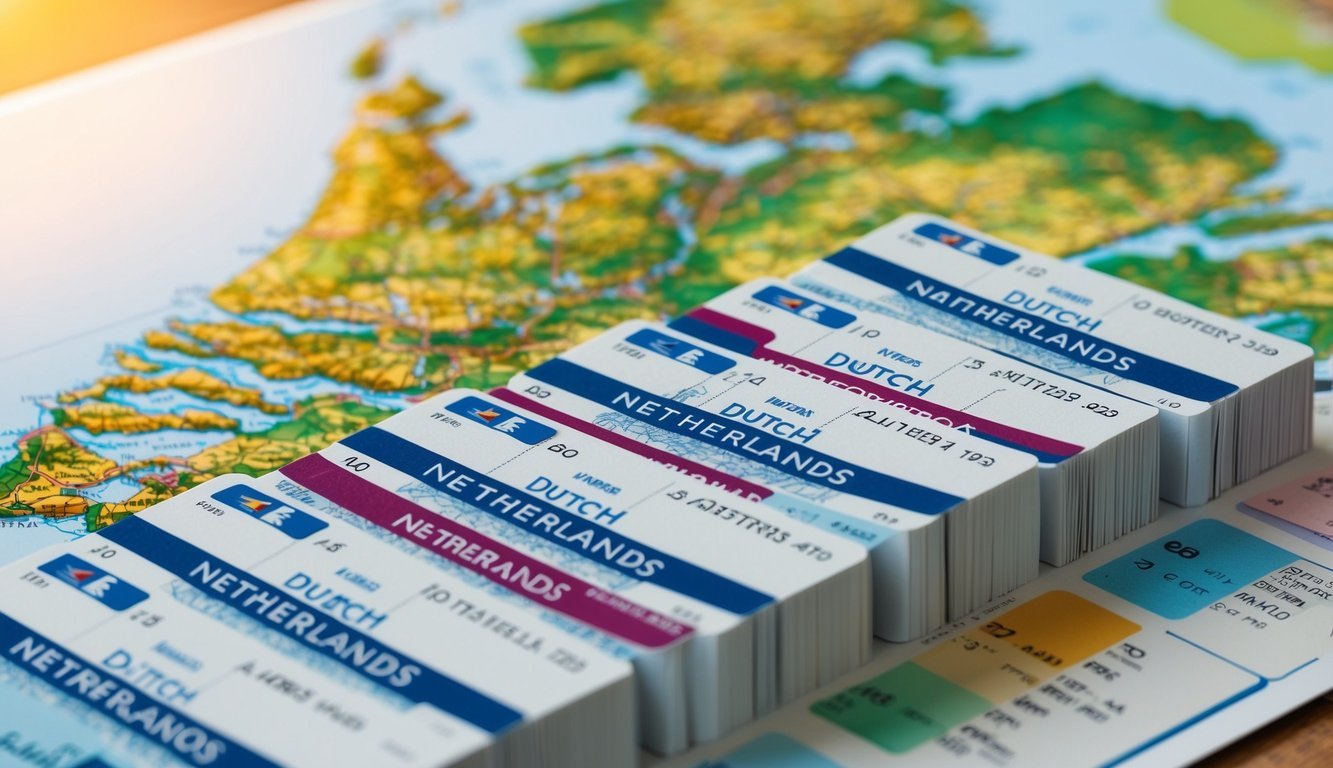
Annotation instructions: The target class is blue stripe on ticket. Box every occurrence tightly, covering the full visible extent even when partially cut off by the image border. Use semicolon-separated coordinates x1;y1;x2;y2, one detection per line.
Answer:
98;517;522;734
0;614;276;767
524;358;963;515
668;314;759;356
824;247;1239;402
340;427;775;617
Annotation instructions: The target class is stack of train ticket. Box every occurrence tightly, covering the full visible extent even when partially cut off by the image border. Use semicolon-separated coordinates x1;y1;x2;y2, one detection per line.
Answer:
793;213;1313;507
7;210;1310;768
284;389;871;753
0;475;638;768
507;321;1041;641
670;277;1161;566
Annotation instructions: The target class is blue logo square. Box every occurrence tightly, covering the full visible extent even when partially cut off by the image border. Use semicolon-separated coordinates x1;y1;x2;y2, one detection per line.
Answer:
915;222;1019;266
212;484;329;539
625;328;735;374
752;285;855;328
445;395;557;445
38;553;149;611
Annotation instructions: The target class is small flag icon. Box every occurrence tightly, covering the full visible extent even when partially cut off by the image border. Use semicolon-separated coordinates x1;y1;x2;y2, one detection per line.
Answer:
914;222;1019;265
213;485;329;540
625;328;736;374
447;396;558;445
751;286;855;329
39;554;148;611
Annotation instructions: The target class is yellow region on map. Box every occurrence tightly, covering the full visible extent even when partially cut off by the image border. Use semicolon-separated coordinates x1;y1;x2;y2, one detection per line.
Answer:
1;0;1325;532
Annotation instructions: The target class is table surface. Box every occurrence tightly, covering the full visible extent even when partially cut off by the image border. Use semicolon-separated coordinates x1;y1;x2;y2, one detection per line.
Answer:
1198;695;1332;767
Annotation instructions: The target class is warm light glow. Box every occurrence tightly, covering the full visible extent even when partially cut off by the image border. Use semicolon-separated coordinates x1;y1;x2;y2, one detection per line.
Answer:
0;0;298;96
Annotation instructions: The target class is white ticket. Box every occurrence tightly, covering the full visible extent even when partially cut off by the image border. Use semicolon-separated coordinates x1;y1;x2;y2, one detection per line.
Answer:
793;212;1312;506
670;277;1160;565
291;388;871;746
507;320;1041;640
0;505;497;768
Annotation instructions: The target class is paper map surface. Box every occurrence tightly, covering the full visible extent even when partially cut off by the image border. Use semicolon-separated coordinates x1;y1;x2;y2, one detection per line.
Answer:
3;0;1333;573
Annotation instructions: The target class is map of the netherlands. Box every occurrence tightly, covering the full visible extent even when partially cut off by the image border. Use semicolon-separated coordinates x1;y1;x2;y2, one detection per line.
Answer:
2;0;1332;563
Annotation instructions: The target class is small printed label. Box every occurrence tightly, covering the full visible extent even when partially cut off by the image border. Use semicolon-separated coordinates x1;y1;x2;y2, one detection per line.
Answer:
1083;520;1297;620
1176;558;1333;678
1242;466;1333;538
813;591;1138;753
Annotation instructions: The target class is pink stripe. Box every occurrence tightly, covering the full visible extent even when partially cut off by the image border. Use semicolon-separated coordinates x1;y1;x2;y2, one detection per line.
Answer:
688;308;1084;459
491;388;774;502
691;307;777;347
281;454;692;650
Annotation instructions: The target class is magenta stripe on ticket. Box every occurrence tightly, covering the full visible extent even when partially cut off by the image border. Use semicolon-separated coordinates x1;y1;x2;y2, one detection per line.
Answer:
280;453;692;650
688;307;1084;460
491;388;774;502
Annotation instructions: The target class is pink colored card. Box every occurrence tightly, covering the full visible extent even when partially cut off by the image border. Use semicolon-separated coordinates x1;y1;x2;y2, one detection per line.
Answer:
1243;466;1333;538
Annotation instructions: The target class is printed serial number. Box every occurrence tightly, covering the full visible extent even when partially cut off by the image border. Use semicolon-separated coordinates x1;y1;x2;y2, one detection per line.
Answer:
989;370;1080;402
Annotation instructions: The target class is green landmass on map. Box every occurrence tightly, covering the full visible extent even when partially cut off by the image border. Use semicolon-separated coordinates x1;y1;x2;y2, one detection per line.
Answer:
1167;0;1333;74
1203;208;1333;237
1091;239;1333;353
0;0;1313;528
